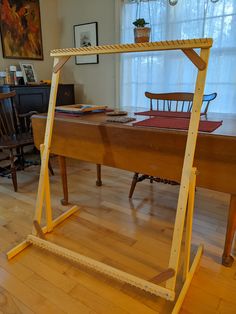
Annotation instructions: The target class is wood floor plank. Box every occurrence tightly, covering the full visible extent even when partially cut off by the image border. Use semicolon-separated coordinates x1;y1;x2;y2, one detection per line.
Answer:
0;286;22;314
24;273;94;314
191;266;236;304
70;283;129;314
0;267;65;313
77;208;171;265
0;253;33;281
217;299;236;314
180;284;220;314
73;214;168;272
11;296;35;314
16;249;77;293
49;218;163;279
0;186;35;207
66;265;160;314
0;159;235;313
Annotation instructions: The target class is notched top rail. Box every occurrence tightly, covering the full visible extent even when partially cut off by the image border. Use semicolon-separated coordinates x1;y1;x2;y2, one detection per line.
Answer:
50;38;213;57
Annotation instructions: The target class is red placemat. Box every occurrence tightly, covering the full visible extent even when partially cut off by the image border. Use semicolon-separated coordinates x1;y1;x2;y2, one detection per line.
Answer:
134;110;205;118
133;117;222;132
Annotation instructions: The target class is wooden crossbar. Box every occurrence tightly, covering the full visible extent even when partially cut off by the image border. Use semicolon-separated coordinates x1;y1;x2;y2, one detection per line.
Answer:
27;235;175;301
50;38;212;57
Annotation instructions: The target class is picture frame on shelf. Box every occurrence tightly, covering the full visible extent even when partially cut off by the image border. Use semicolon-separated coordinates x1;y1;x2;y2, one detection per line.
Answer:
74;22;99;65
0;0;43;60
20;63;37;84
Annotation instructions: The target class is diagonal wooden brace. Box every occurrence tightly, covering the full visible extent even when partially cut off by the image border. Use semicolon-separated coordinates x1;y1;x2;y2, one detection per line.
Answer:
182;49;206;70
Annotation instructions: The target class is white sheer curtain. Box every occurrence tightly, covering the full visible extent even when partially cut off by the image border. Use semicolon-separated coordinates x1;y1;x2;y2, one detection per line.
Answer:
120;0;236;113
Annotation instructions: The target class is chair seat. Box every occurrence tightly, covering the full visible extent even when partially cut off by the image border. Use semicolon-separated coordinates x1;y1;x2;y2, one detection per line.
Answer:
0;133;33;149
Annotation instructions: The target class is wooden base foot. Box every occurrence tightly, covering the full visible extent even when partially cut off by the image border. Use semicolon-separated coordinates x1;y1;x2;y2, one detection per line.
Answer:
61;199;69;206
222;255;234;267
171;244;203;314
96;180;102;187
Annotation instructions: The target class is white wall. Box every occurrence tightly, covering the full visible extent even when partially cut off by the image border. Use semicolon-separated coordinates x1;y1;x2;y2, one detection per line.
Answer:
0;0;60;82
0;0;117;106
57;0;116;106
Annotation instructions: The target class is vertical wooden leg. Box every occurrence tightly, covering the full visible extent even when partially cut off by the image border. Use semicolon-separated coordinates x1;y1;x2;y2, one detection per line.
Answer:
222;194;236;267
20;146;25;170
44;159;53;232
9;149;17;192
44;167;53;231
48;158;54;176
183;168;196;281
96;164;102;186
129;172;139;198
33;57;61;227
58;156;68;205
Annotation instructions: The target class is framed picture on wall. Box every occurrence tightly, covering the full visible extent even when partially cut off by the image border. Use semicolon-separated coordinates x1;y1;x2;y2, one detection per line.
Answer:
20;63;37;84
74;22;99;65
0;0;43;60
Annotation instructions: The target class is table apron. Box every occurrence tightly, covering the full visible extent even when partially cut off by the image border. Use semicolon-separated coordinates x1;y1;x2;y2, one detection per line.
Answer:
32;117;236;195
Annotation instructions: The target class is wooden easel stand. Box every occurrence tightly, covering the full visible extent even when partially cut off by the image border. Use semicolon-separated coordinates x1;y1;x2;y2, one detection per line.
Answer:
7;39;212;313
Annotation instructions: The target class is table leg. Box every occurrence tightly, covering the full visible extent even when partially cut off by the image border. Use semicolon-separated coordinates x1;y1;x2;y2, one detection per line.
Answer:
96;164;102;186
222;194;236;267
58;156;68;205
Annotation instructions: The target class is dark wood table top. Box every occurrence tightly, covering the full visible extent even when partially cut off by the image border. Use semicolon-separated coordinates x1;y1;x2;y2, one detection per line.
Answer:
45;110;236;139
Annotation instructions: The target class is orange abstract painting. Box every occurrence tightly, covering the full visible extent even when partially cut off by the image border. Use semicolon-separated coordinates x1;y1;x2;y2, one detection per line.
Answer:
0;0;43;59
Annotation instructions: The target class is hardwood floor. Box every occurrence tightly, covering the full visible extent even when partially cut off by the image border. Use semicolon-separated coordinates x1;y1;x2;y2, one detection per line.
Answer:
0;157;235;313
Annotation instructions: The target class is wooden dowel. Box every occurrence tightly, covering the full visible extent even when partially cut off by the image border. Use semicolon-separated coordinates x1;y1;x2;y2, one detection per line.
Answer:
33;220;45;239
150;268;175;284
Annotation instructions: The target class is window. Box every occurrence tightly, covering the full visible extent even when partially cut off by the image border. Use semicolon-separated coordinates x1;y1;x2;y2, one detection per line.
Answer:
120;0;236;113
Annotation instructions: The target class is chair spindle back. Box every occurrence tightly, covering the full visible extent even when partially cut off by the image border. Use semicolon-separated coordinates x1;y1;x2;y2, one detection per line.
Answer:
145;92;217;115
0;91;20;140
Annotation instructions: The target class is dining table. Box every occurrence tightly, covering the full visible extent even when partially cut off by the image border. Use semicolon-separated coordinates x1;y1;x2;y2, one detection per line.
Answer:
31;109;236;267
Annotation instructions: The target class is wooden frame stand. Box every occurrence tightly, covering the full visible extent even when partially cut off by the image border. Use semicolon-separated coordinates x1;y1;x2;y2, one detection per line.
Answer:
7;39;212;312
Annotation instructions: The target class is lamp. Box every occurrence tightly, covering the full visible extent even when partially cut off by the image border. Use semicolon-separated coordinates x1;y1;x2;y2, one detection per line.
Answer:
168;0;220;6
130;0;219;7
169;0;178;5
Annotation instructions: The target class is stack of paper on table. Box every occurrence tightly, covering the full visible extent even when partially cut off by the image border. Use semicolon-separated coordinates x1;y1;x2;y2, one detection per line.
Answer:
56;104;107;114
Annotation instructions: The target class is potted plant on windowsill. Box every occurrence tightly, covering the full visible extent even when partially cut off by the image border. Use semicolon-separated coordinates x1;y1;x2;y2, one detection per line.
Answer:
133;18;151;43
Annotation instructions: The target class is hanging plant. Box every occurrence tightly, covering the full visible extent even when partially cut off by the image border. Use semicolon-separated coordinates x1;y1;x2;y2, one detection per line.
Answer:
133;18;149;28
133;18;151;43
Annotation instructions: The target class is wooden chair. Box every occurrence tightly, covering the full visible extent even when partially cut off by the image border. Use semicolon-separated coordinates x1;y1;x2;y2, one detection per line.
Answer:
146;91;217;115
129;91;217;198
0;91;53;191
